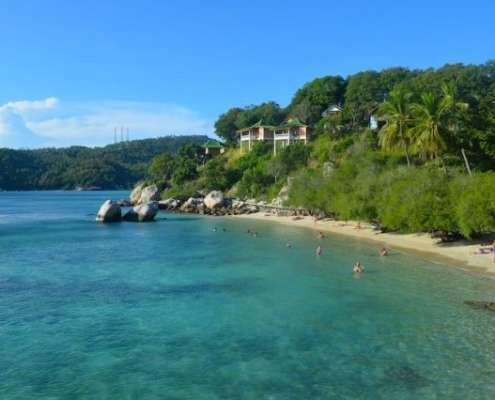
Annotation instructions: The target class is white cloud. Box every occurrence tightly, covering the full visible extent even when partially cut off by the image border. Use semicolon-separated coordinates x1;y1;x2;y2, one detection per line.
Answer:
0;97;213;149
0;97;59;113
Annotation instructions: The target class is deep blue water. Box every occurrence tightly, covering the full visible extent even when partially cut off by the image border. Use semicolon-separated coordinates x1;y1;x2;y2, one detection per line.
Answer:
1;191;495;399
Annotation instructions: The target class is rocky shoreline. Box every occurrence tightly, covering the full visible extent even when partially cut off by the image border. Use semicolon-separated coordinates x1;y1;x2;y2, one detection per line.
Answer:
96;184;313;223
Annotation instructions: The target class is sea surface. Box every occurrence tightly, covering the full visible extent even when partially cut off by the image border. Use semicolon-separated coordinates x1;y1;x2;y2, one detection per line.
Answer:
1;191;495;399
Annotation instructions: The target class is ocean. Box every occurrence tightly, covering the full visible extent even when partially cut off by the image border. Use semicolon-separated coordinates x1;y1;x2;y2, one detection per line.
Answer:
1;191;494;399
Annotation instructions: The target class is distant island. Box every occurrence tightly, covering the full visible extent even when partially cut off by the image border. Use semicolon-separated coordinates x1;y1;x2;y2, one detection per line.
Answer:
0;135;208;190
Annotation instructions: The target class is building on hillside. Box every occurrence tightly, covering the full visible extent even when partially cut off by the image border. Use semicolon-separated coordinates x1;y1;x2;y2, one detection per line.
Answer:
203;139;225;156
237;120;276;153
322;104;343;117
273;118;308;155
237;118;309;155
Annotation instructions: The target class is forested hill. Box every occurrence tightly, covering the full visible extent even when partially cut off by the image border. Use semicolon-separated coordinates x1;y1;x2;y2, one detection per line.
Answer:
0;135;209;190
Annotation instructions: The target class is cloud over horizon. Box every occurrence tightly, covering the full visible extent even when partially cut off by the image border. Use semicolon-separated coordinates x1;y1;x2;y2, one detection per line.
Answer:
0;97;213;149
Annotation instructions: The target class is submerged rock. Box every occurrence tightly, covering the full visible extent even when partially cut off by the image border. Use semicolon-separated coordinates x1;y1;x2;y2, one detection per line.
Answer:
96;200;122;223
123;202;159;222
464;300;495;312
204;191;225;209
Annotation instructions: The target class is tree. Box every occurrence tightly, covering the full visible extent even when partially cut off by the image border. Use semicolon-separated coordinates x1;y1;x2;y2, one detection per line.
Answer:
148;153;175;184
378;87;413;165
344;71;383;125
214;107;244;145
235;102;286;128
410;93;448;160
288;76;345;126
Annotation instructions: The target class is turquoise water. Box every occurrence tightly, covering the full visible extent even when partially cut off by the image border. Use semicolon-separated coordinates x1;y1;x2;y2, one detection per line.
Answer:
1;192;495;399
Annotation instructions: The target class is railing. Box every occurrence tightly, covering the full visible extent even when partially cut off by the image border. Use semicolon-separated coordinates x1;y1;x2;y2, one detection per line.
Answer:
240;133;256;141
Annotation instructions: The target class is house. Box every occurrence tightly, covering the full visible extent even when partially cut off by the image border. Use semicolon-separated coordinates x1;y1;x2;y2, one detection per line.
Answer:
237;120;276;153
237;118;309;155
203;139;225;156
322;104;343;117
273;118;308;155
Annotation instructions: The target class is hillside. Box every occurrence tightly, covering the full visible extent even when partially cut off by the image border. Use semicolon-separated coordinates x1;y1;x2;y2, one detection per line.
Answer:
0;135;209;190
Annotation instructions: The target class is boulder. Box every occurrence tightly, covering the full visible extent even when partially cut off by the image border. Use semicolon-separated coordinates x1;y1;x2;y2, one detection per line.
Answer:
96;200;122;223
123;202;159;222
130;185;143;205
158;198;181;210
204;191;225;209
116;198;131;207
180;197;203;213
138;185;160;204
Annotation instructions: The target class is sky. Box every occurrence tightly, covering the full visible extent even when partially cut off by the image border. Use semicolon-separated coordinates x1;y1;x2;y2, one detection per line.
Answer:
0;0;494;148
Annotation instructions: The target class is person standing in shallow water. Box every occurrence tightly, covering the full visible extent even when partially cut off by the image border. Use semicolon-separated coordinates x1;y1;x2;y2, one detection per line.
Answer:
316;245;322;256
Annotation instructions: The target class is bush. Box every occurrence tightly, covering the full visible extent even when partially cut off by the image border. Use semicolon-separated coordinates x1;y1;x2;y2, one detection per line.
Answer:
377;167;456;233
454;173;495;238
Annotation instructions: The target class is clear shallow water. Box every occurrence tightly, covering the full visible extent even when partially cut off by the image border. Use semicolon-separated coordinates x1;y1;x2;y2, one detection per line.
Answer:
1;192;495;399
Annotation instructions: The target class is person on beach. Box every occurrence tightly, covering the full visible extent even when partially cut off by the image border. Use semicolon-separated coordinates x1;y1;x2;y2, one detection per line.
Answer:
354;222;362;230
316;245;322;256
380;247;389;256
353;261;363;273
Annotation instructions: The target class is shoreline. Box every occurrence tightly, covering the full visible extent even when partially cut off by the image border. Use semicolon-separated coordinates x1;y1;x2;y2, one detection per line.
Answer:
231;212;495;275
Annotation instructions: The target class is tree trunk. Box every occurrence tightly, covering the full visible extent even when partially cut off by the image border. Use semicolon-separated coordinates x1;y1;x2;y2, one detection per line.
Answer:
461;148;472;176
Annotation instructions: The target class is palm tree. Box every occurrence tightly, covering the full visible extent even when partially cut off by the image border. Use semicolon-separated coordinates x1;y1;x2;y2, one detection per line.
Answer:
441;82;471;174
410;92;448;160
378;87;413;165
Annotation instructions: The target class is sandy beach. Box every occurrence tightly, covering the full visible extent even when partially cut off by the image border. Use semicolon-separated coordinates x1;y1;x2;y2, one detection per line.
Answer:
233;212;495;275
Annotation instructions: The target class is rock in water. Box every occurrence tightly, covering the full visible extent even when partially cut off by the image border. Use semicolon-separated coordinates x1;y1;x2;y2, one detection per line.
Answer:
96;200;122;223
123;202;159;222
138;185;160;204
130;185;143;205
464;300;495;312
204;191;225;209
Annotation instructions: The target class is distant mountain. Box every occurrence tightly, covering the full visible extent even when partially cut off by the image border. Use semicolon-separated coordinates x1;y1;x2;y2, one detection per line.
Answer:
0;135;209;190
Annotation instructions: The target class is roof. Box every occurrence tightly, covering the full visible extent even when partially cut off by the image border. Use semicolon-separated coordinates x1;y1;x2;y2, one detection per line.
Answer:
202;139;224;149
322;104;343;116
277;117;307;129
237;119;276;132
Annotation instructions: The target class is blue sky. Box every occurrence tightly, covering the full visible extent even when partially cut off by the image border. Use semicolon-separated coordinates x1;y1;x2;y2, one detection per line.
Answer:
0;0;494;148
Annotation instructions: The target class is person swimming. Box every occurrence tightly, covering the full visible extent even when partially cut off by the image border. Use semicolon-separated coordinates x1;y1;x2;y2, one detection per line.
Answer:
286;242;292;248
318;231;325;239
353;261;363;273
380;247;389;256
316;245;322;256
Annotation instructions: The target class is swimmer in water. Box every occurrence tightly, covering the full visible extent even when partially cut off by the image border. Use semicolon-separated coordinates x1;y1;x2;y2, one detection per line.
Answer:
316;245;322;256
353;261;363;273
380;247;389;256
318;231;325;239
286;242;292;248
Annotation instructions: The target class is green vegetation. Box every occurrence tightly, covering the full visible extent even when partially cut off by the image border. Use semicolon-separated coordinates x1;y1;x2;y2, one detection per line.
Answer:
0;135;208;190
146;61;495;239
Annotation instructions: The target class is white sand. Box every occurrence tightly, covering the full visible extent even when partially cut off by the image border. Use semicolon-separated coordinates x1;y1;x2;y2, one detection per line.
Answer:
232;213;495;275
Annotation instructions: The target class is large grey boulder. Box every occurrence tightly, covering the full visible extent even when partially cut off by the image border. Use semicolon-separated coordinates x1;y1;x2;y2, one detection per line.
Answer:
123;202;159;222
138;185;160;204
130;185;143;205
204;191;225;209
96;200;122;222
